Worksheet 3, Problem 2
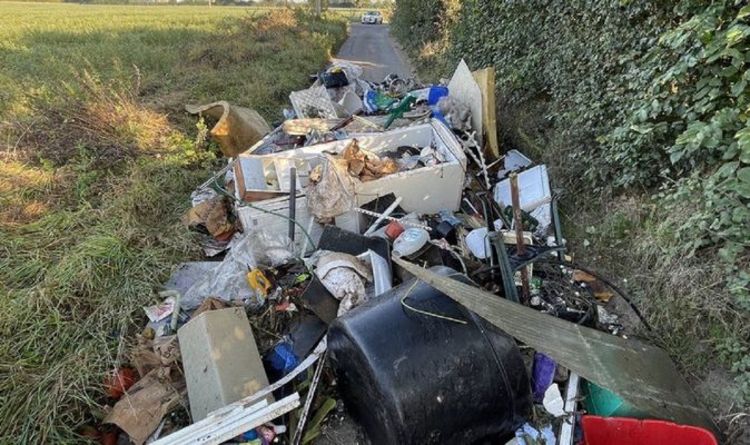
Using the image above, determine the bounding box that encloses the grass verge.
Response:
[0,4,346,442]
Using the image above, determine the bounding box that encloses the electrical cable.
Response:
[400,279,468,325]
[208,177,319,253]
[470,246,567,277]
[537,258,653,332]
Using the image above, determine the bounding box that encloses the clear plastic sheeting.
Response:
[247,229,294,267]
[181,234,258,309]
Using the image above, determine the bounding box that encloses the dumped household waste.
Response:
[96,58,721,445]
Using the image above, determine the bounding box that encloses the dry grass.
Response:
[0,4,346,442]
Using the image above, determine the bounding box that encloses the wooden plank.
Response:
[472,67,499,159]
[394,258,717,433]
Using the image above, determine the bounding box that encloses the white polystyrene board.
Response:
[493,164,552,231]
[355,160,464,214]
[497,149,534,178]
[273,158,304,192]
[448,59,483,147]
[236,120,467,215]
[236,195,323,256]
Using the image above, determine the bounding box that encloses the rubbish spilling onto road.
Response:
[97,58,720,445]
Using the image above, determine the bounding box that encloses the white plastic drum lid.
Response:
[393,228,430,257]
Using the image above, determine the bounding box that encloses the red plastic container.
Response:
[582,416,717,445]
[384,221,405,240]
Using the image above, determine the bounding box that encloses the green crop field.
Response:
[0,3,347,442]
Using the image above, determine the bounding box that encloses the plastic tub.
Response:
[327,266,531,444]
[582,416,718,445]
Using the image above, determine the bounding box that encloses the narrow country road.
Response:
[334,23,412,83]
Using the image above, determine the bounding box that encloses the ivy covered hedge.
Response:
[393,0,750,414]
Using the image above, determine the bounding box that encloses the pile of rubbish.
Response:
[94,60,721,445]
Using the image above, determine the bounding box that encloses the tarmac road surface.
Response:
[334,23,413,83]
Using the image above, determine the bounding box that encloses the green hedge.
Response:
[393,0,749,305]
[393,0,750,408]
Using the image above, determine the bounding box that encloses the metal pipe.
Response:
[509,173,530,303]
[490,232,519,303]
[363,196,403,236]
[551,192,565,262]
[288,167,296,243]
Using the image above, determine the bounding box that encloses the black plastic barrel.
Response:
[327,266,531,445]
